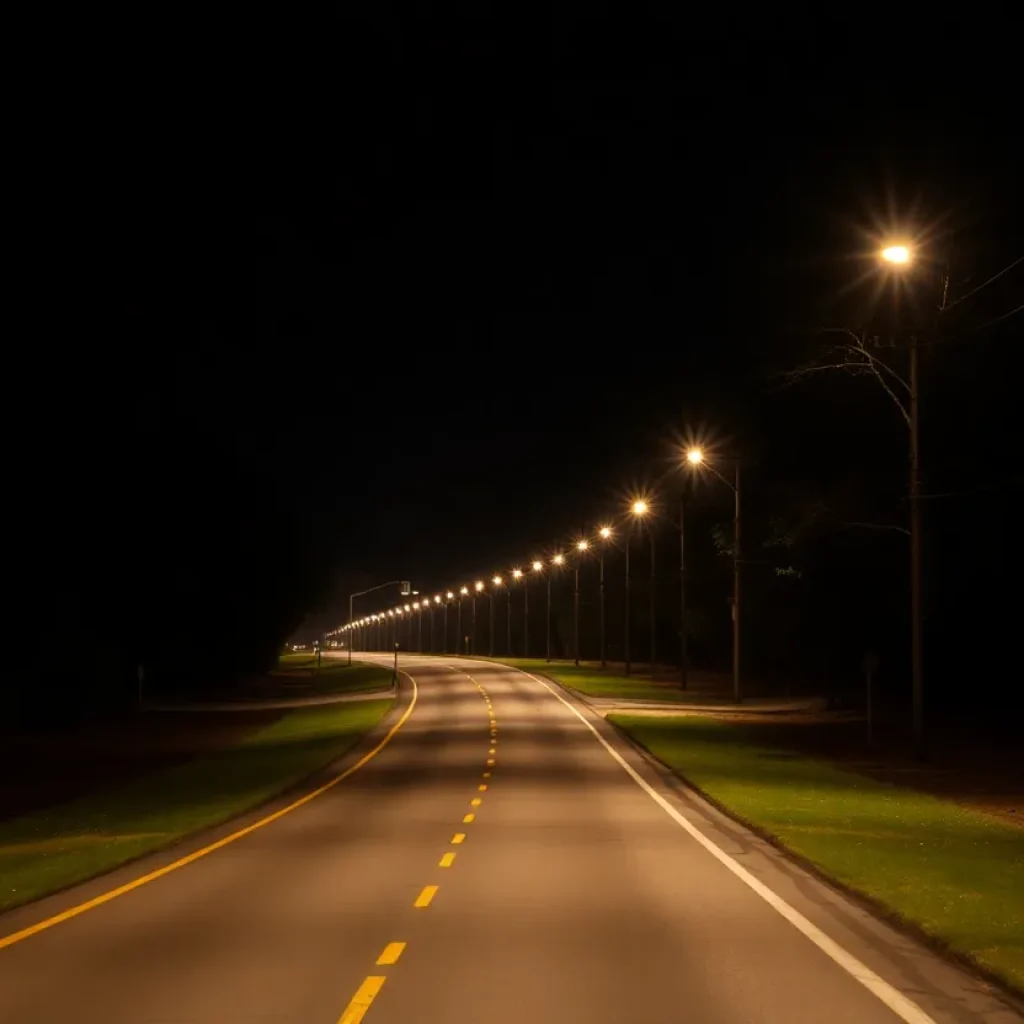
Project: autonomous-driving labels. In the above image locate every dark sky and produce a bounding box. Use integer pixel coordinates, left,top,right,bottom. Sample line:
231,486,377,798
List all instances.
35,17,1021,646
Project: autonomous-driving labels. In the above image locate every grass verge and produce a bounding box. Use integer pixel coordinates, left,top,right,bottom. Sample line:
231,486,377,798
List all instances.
609,713,1024,992
264,657,393,697
490,659,697,702
0,698,393,914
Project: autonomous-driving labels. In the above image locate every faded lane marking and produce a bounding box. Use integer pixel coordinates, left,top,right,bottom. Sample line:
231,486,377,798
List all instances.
337,975,385,1024
414,885,438,908
1,673,420,953
375,942,405,966
478,784,488,791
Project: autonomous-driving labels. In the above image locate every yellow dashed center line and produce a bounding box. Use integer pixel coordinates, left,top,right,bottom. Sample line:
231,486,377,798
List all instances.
483,772,491,778
452,833,466,844
463,812,475,823
440,852,456,867
489,747,496,753
375,942,405,966
471,797,482,807
414,885,438,908
337,975,386,1024
487,758,495,765
478,784,488,792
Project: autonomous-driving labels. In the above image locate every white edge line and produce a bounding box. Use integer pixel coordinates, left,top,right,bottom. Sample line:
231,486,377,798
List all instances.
507,665,938,1024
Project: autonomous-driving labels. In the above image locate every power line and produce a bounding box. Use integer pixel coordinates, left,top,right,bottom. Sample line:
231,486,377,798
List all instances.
967,300,1024,333
944,254,1023,311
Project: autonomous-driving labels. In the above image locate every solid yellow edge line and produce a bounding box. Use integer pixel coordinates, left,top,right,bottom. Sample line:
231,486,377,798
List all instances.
0,673,419,952
337,975,386,1024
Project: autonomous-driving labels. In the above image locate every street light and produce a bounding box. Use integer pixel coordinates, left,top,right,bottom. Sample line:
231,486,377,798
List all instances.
574,539,589,666
510,569,522,654
881,244,911,265
879,239,935,757
528,560,543,657
548,554,565,662
473,581,484,656
598,526,613,667
686,446,742,702
458,586,469,655
625,498,650,676
444,592,454,653
490,575,503,657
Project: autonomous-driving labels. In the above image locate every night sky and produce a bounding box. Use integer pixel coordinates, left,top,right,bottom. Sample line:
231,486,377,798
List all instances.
26,18,1021,685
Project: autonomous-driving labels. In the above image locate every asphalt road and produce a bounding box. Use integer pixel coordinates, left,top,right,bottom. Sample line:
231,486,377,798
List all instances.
0,657,1019,1023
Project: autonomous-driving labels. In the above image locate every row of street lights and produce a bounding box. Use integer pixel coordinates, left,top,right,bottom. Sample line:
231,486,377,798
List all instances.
332,446,745,699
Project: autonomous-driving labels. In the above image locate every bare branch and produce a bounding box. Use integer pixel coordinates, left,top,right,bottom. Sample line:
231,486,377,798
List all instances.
783,328,912,428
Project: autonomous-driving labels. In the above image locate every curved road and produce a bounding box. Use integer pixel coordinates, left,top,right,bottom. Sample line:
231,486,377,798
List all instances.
0,658,1019,1023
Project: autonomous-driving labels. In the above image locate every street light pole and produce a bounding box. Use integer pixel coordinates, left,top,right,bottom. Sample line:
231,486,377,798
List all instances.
574,560,581,667
524,577,530,657
684,449,740,701
909,331,923,757
733,459,742,703
546,572,552,662
506,586,512,655
624,526,631,676
649,527,657,677
489,591,495,657
680,491,688,689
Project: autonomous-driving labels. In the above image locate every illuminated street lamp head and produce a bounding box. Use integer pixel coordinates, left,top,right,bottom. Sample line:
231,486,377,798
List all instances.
552,553,565,566
492,575,503,586
460,586,469,595
631,499,649,517
881,244,911,265
447,590,455,599
531,559,543,572
599,526,612,539
434,594,442,604
576,539,589,551
475,581,484,592
404,604,411,612
412,601,420,609
686,447,704,465
512,568,523,579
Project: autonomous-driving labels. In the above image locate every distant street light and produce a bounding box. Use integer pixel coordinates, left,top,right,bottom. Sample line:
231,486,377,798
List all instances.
548,554,565,661
473,581,484,655
625,498,650,676
490,576,503,656
459,586,469,655
510,569,523,654
528,560,543,657
573,539,589,666
598,526,613,667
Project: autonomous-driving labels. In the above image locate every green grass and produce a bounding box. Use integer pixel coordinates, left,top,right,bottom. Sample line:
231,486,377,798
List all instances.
490,659,695,702
610,713,1024,992
0,698,393,914
263,657,393,697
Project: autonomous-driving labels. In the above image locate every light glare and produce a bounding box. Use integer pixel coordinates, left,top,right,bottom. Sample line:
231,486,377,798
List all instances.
881,245,911,264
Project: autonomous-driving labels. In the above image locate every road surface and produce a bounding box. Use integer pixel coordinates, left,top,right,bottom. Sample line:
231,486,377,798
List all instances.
0,657,1019,1023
